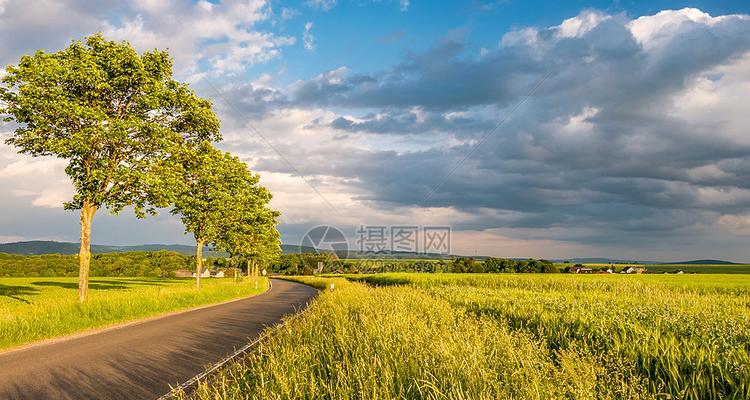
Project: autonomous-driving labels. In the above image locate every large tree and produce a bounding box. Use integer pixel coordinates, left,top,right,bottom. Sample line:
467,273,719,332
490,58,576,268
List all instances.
171,143,275,289
0,34,220,302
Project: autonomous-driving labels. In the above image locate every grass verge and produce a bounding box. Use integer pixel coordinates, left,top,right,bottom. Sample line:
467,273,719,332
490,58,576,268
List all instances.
0,276,269,351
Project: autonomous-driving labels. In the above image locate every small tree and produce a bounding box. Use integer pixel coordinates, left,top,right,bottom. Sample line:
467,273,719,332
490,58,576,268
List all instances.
245,216,282,277
171,144,274,289
0,35,220,302
215,175,280,282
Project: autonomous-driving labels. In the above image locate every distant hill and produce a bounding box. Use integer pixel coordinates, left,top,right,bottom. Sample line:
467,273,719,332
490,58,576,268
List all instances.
0,241,318,256
1,242,742,264
554,258,743,265
0,241,453,259
344,250,458,260
662,259,738,265
553,257,660,265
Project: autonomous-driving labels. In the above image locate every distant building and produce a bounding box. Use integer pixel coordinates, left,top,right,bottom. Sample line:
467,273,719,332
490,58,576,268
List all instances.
567,265,594,274
621,266,646,274
175,269,192,278
192,269,212,278
213,270,225,278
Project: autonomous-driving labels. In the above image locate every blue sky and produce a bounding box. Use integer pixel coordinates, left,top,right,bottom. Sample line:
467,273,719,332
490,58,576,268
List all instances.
2,0,750,261
259,0,750,81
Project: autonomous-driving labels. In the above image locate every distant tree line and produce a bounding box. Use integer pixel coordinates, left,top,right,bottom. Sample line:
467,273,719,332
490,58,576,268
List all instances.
0,251,191,278
269,255,560,275
483,257,559,273
1,252,562,278
0,251,272,278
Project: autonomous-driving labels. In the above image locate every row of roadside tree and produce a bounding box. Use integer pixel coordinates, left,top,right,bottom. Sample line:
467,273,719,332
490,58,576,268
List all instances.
0,34,280,302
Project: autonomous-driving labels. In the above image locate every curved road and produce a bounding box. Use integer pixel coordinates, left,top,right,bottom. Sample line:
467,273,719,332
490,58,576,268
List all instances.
0,279,317,400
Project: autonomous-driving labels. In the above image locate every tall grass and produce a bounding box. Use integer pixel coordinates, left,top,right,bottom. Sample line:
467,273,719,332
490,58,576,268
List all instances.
188,274,749,400
353,274,750,399
188,276,656,399
0,276,268,350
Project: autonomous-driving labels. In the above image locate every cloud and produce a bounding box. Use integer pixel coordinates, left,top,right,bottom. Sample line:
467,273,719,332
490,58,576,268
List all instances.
102,0,295,77
280,7,299,21
216,8,750,260
306,0,336,12
305,0,411,13
0,0,294,80
303,21,315,51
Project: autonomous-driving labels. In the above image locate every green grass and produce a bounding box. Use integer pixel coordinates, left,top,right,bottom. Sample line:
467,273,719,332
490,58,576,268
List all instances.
0,276,269,351
187,273,750,400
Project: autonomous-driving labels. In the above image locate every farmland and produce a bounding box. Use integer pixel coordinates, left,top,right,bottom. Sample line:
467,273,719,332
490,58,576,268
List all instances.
0,276,268,351
188,273,750,400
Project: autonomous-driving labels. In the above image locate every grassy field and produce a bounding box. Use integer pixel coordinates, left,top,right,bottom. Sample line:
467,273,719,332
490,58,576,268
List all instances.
187,273,750,400
0,276,269,351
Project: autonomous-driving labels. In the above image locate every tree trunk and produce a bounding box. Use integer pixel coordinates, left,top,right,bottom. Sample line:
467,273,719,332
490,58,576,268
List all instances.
77,201,97,304
195,239,204,290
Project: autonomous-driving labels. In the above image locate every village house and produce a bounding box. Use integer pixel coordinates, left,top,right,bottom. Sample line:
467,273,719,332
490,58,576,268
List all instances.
174,269,192,278
190,269,226,278
567,265,594,274
621,266,646,274
192,269,211,278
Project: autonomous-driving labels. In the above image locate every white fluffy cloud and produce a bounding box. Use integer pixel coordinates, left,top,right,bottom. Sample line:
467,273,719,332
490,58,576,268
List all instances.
0,0,294,80
102,0,295,78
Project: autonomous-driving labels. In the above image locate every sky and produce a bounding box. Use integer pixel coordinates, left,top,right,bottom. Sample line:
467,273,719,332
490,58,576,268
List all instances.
1,0,750,262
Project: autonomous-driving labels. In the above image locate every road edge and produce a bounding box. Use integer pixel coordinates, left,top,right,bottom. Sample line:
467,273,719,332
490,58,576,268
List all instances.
158,278,321,399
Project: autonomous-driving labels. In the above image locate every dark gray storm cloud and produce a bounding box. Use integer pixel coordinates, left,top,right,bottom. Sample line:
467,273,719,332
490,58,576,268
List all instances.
240,9,750,253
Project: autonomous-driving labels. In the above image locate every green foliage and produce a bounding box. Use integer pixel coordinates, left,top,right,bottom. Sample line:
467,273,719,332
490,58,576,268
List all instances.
450,257,484,273
171,143,240,245
273,253,339,275
0,33,220,215
484,257,558,273
214,172,281,271
0,251,191,277
171,142,281,273
270,256,559,275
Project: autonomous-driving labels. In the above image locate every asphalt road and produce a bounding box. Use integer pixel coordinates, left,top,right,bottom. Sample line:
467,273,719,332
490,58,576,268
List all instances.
0,279,317,400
